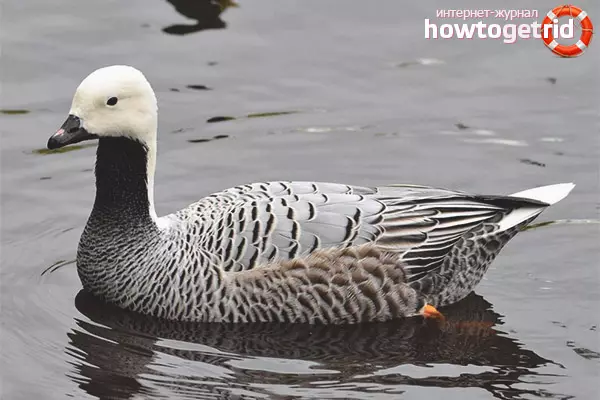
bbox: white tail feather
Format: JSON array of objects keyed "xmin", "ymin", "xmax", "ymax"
[
  {"xmin": 496, "ymin": 183, "xmax": 575, "ymax": 231},
  {"xmin": 510, "ymin": 183, "xmax": 575, "ymax": 205}
]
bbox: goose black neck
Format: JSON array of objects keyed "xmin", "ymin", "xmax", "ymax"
[{"xmin": 91, "ymin": 137, "xmax": 152, "ymax": 226}]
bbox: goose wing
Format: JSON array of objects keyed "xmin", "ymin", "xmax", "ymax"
[{"xmin": 186, "ymin": 182, "xmax": 523, "ymax": 274}]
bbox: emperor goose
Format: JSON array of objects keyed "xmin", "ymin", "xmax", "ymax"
[{"xmin": 46, "ymin": 65, "xmax": 574, "ymax": 324}]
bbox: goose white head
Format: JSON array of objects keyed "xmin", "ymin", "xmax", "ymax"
[
  {"xmin": 48, "ymin": 65, "xmax": 157, "ymax": 149},
  {"xmin": 48, "ymin": 65, "xmax": 164, "ymax": 225}
]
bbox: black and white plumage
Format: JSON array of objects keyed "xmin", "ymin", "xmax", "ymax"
[{"xmin": 47, "ymin": 65, "xmax": 575, "ymax": 324}]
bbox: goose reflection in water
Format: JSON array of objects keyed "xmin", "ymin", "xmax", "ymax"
[
  {"xmin": 67, "ymin": 292, "xmax": 559, "ymax": 399},
  {"xmin": 163, "ymin": 0, "xmax": 237, "ymax": 35}
]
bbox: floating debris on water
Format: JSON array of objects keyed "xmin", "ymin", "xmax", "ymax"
[
  {"xmin": 171, "ymin": 127, "xmax": 193, "ymax": 134},
  {"xmin": 169, "ymin": 85, "xmax": 213, "ymax": 92},
  {"xmin": 187, "ymin": 84, "xmax": 212, "ymax": 91},
  {"xmin": 520, "ymin": 158, "xmax": 546, "ymax": 167},
  {"xmin": 207, "ymin": 61, "xmax": 218, "ymax": 66},
  {"xmin": 32, "ymin": 144, "xmax": 96, "ymax": 155},
  {"xmin": 207, "ymin": 116, "xmax": 236, "ymax": 123},
  {"xmin": 546, "ymin": 77, "xmax": 557, "ymax": 84},
  {"xmin": 188, "ymin": 134, "xmax": 230, "ymax": 143},
  {"xmin": 523, "ymin": 219, "xmax": 600, "ymax": 231},
  {"xmin": 522, "ymin": 220, "xmax": 553, "ymax": 231},
  {"xmin": 1, "ymin": 109, "xmax": 30, "ymax": 115},
  {"xmin": 455, "ymin": 122, "xmax": 470, "ymax": 130},
  {"xmin": 39, "ymin": 176, "xmax": 52, "ymax": 180},
  {"xmin": 207, "ymin": 111, "xmax": 299, "ymax": 123},
  {"xmin": 247, "ymin": 111, "xmax": 297, "ymax": 119}
]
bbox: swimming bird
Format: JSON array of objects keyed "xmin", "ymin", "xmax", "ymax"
[{"xmin": 47, "ymin": 65, "xmax": 574, "ymax": 324}]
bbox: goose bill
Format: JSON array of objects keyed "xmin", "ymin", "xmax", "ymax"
[{"xmin": 48, "ymin": 114, "xmax": 97, "ymax": 149}]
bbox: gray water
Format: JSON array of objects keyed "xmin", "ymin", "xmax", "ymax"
[{"xmin": 1, "ymin": 1, "xmax": 599, "ymax": 399}]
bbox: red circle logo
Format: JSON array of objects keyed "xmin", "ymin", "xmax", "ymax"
[{"xmin": 542, "ymin": 5, "xmax": 594, "ymax": 57}]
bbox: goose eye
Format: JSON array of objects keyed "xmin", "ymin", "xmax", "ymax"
[{"xmin": 106, "ymin": 97, "xmax": 118, "ymax": 106}]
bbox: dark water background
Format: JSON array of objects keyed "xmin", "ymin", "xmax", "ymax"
[{"xmin": 1, "ymin": 0, "xmax": 599, "ymax": 399}]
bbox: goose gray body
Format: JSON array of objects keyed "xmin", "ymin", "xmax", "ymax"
[{"xmin": 49, "ymin": 66, "xmax": 574, "ymax": 324}]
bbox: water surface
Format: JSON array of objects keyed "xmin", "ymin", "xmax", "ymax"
[{"xmin": 1, "ymin": 0, "xmax": 599, "ymax": 399}]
